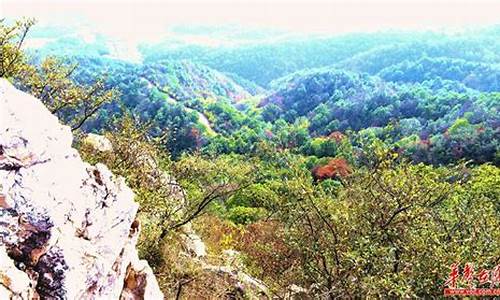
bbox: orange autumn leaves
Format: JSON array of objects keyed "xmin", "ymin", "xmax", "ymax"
[
  {"xmin": 312, "ymin": 157, "xmax": 351, "ymax": 181},
  {"xmin": 310, "ymin": 131, "xmax": 351, "ymax": 181}
]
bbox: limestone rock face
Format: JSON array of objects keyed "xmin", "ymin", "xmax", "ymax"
[
  {"xmin": 83, "ymin": 133, "xmax": 113, "ymax": 152},
  {"xmin": 180, "ymin": 223, "xmax": 207, "ymax": 258},
  {"xmin": 0, "ymin": 79, "xmax": 163, "ymax": 299}
]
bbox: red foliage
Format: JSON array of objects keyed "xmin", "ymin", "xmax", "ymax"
[
  {"xmin": 312, "ymin": 158, "xmax": 351, "ymax": 181},
  {"xmin": 419, "ymin": 138, "xmax": 431, "ymax": 149},
  {"xmin": 420, "ymin": 138, "xmax": 431, "ymax": 145},
  {"xmin": 327, "ymin": 131, "xmax": 345, "ymax": 143},
  {"xmin": 264, "ymin": 129, "xmax": 274, "ymax": 139},
  {"xmin": 235, "ymin": 221, "xmax": 300, "ymax": 281},
  {"xmin": 189, "ymin": 127, "xmax": 202, "ymax": 149}
]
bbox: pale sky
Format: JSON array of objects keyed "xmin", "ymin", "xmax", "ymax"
[{"xmin": 2, "ymin": 0, "xmax": 500, "ymax": 43}]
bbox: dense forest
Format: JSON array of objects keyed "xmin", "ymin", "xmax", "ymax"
[{"xmin": 1, "ymin": 18, "xmax": 499, "ymax": 298}]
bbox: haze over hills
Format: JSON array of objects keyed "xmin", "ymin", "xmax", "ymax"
[{"xmin": 21, "ymin": 23, "xmax": 499, "ymax": 164}]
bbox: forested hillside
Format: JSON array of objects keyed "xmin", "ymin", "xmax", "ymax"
[
  {"xmin": 262, "ymin": 68, "xmax": 498, "ymax": 164},
  {"xmin": 141, "ymin": 32, "xmax": 426, "ymax": 87},
  {"xmin": 2, "ymin": 18, "xmax": 499, "ymax": 298}
]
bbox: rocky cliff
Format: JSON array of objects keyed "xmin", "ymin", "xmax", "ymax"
[{"xmin": 0, "ymin": 79, "xmax": 163, "ymax": 299}]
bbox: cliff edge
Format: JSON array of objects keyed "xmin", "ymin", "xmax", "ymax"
[{"xmin": 0, "ymin": 79, "xmax": 163, "ymax": 299}]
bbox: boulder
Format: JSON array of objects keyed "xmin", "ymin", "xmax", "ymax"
[
  {"xmin": 180, "ymin": 223, "xmax": 207, "ymax": 258},
  {"xmin": 83, "ymin": 133, "xmax": 113, "ymax": 152},
  {"xmin": 0, "ymin": 79, "xmax": 163, "ymax": 299}
]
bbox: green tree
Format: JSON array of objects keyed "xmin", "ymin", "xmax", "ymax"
[
  {"xmin": 0, "ymin": 18, "xmax": 34, "ymax": 77},
  {"xmin": 263, "ymin": 147, "xmax": 499, "ymax": 298},
  {"xmin": 1, "ymin": 19, "xmax": 116, "ymax": 131},
  {"xmin": 17, "ymin": 57, "xmax": 116, "ymax": 131}
]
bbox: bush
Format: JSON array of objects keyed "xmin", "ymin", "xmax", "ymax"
[{"xmin": 226, "ymin": 206, "xmax": 267, "ymax": 225}]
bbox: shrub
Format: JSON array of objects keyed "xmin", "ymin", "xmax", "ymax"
[{"xmin": 226, "ymin": 206, "xmax": 267, "ymax": 225}]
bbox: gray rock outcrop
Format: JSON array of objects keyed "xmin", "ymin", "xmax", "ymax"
[
  {"xmin": 0, "ymin": 79, "xmax": 163, "ymax": 299},
  {"xmin": 82, "ymin": 133, "xmax": 113, "ymax": 153}
]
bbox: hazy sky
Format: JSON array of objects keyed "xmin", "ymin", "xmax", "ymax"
[{"xmin": 2, "ymin": 0, "xmax": 500, "ymax": 42}]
